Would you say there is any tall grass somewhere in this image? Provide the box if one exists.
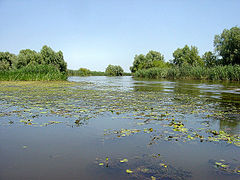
[0,64,67,81]
[134,65,240,81]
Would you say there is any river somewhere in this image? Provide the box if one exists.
[0,76,239,180]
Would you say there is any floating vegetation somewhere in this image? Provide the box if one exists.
[95,155,191,180]
[0,80,240,179]
[120,159,128,163]
[207,130,240,147]
[209,159,240,176]
[126,169,133,174]
[107,128,141,137]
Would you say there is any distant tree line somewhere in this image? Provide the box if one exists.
[131,26,240,81]
[68,65,128,77]
[0,45,67,72]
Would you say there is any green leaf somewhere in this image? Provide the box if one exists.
[120,158,128,163]
[126,169,133,173]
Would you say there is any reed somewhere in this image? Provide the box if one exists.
[0,64,67,81]
[134,65,240,81]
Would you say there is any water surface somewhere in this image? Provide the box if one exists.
[0,76,240,180]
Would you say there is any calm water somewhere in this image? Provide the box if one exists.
[0,76,240,180]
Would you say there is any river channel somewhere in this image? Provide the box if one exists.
[0,76,240,180]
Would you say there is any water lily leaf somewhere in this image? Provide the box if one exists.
[126,169,133,173]
[151,176,156,180]
[221,164,229,168]
[120,158,128,163]
[160,163,167,168]
[187,135,195,140]
[215,162,222,166]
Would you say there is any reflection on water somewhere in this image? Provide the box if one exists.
[0,77,240,180]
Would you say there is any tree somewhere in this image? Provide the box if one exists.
[40,45,67,72]
[130,50,165,73]
[202,51,217,67]
[79,68,91,76]
[0,52,17,70]
[17,49,42,69]
[130,54,146,73]
[172,45,203,66]
[105,64,124,76]
[55,50,67,72]
[214,26,240,65]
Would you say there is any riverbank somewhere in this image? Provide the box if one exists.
[0,64,67,81]
[134,65,240,81]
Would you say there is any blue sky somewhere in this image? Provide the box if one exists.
[0,0,239,72]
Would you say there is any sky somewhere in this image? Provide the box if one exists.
[0,0,239,72]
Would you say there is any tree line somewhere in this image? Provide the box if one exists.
[0,45,67,72]
[1,26,239,80]
[68,65,127,76]
[130,26,240,76]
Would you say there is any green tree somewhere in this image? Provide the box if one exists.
[55,50,67,72]
[130,50,165,73]
[130,54,146,73]
[40,45,67,72]
[0,52,17,70]
[105,64,124,76]
[202,51,217,67]
[78,68,91,76]
[17,49,42,69]
[172,45,203,66]
[214,26,240,65]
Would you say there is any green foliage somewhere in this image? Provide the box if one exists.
[68,68,91,76]
[79,68,91,75]
[17,49,43,69]
[40,45,67,72]
[90,71,106,76]
[131,26,240,81]
[0,52,17,70]
[0,45,67,81]
[172,45,203,66]
[105,64,124,76]
[202,51,217,67]
[130,50,165,73]
[0,64,67,81]
[134,67,168,79]
[134,65,240,81]
[214,26,240,65]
